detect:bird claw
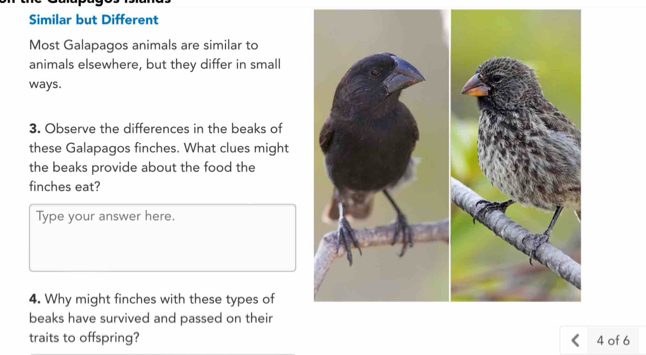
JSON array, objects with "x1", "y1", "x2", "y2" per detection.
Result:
[
  {"x1": 336, "y1": 217, "x2": 361, "y2": 266},
  {"x1": 522, "y1": 233, "x2": 550, "y2": 266},
  {"x1": 472, "y1": 199, "x2": 514, "y2": 224},
  {"x1": 391, "y1": 213, "x2": 413, "y2": 257}
]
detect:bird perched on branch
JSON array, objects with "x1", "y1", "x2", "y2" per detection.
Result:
[
  {"x1": 320, "y1": 53, "x2": 425, "y2": 265},
  {"x1": 461, "y1": 57, "x2": 581, "y2": 263}
]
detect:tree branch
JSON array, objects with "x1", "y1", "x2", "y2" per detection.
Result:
[
  {"x1": 450, "y1": 177, "x2": 581, "y2": 290},
  {"x1": 314, "y1": 220, "x2": 449, "y2": 298}
]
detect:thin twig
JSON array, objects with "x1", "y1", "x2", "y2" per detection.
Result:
[
  {"x1": 450, "y1": 177, "x2": 581, "y2": 290},
  {"x1": 314, "y1": 220, "x2": 449, "y2": 298}
]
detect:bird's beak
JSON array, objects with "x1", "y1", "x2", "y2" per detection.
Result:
[
  {"x1": 461, "y1": 74, "x2": 489, "y2": 97},
  {"x1": 384, "y1": 56, "x2": 425, "y2": 94}
]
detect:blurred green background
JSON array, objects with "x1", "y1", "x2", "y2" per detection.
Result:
[
  {"x1": 451, "y1": 10, "x2": 581, "y2": 301},
  {"x1": 314, "y1": 10, "x2": 449, "y2": 301}
]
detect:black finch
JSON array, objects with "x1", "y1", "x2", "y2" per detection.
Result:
[
  {"x1": 319, "y1": 53, "x2": 425, "y2": 265},
  {"x1": 461, "y1": 57, "x2": 581, "y2": 263}
]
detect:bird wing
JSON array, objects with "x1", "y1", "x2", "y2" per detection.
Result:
[
  {"x1": 412, "y1": 116, "x2": 420, "y2": 145},
  {"x1": 397, "y1": 102, "x2": 419, "y2": 147},
  {"x1": 536, "y1": 107, "x2": 581, "y2": 210},
  {"x1": 540, "y1": 103, "x2": 581, "y2": 144},
  {"x1": 319, "y1": 116, "x2": 335, "y2": 153}
]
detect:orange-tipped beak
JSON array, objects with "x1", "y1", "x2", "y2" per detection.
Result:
[{"x1": 461, "y1": 74, "x2": 489, "y2": 97}]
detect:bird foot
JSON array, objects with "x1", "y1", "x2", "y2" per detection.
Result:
[
  {"x1": 336, "y1": 216, "x2": 361, "y2": 266},
  {"x1": 473, "y1": 199, "x2": 514, "y2": 224},
  {"x1": 522, "y1": 233, "x2": 550, "y2": 266},
  {"x1": 390, "y1": 213, "x2": 413, "y2": 257}
]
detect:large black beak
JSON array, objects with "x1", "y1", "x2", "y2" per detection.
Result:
[
  {"x1": 384, "y1": 56, "x2": 425, "y2": 94},
  {"x1": 461, "y1": 74, "x2": 489, "y2": 97}
]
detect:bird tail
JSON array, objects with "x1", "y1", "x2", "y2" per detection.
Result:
[
  {"x1": 322, "y1": 189, "x2": 374, "y2": 224},
  {"x1": 575, "y1": 210, "x2": 581, "y2": 222}
]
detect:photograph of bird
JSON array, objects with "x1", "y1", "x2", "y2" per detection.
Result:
[
  {"x1": 461, "y1": 57, "x2": 581, "y2": 263},
  {"x1": 319, "y1": 53, "x2": 425, "y2": 265}
]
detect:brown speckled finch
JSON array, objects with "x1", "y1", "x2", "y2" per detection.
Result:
[{"x1": 461, "y1": 57, "x2": 581, "y2": 263}]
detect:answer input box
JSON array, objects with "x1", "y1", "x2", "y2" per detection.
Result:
[{"x1": 29, "y1": 204, "x2": 296, "y2": 272}]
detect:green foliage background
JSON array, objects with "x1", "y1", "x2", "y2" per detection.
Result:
[
  {"x1": 451, "y1": 10, "x2": 581, "y2": 301},
  {"x1": 314, "y1": 10, "x2": 449, "y2": 301}
]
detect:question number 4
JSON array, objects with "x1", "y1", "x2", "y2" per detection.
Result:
[{"x1": 29, "y1": 294, "x2": 40, "y2": 304}]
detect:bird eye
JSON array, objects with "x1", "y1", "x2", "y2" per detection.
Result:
[
  {"x1": 370, "y1": 69, "x2": 380, "y2": 77},
  {"x1": 492, "y1": 75, "x2": 504, "y2": 83}
]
